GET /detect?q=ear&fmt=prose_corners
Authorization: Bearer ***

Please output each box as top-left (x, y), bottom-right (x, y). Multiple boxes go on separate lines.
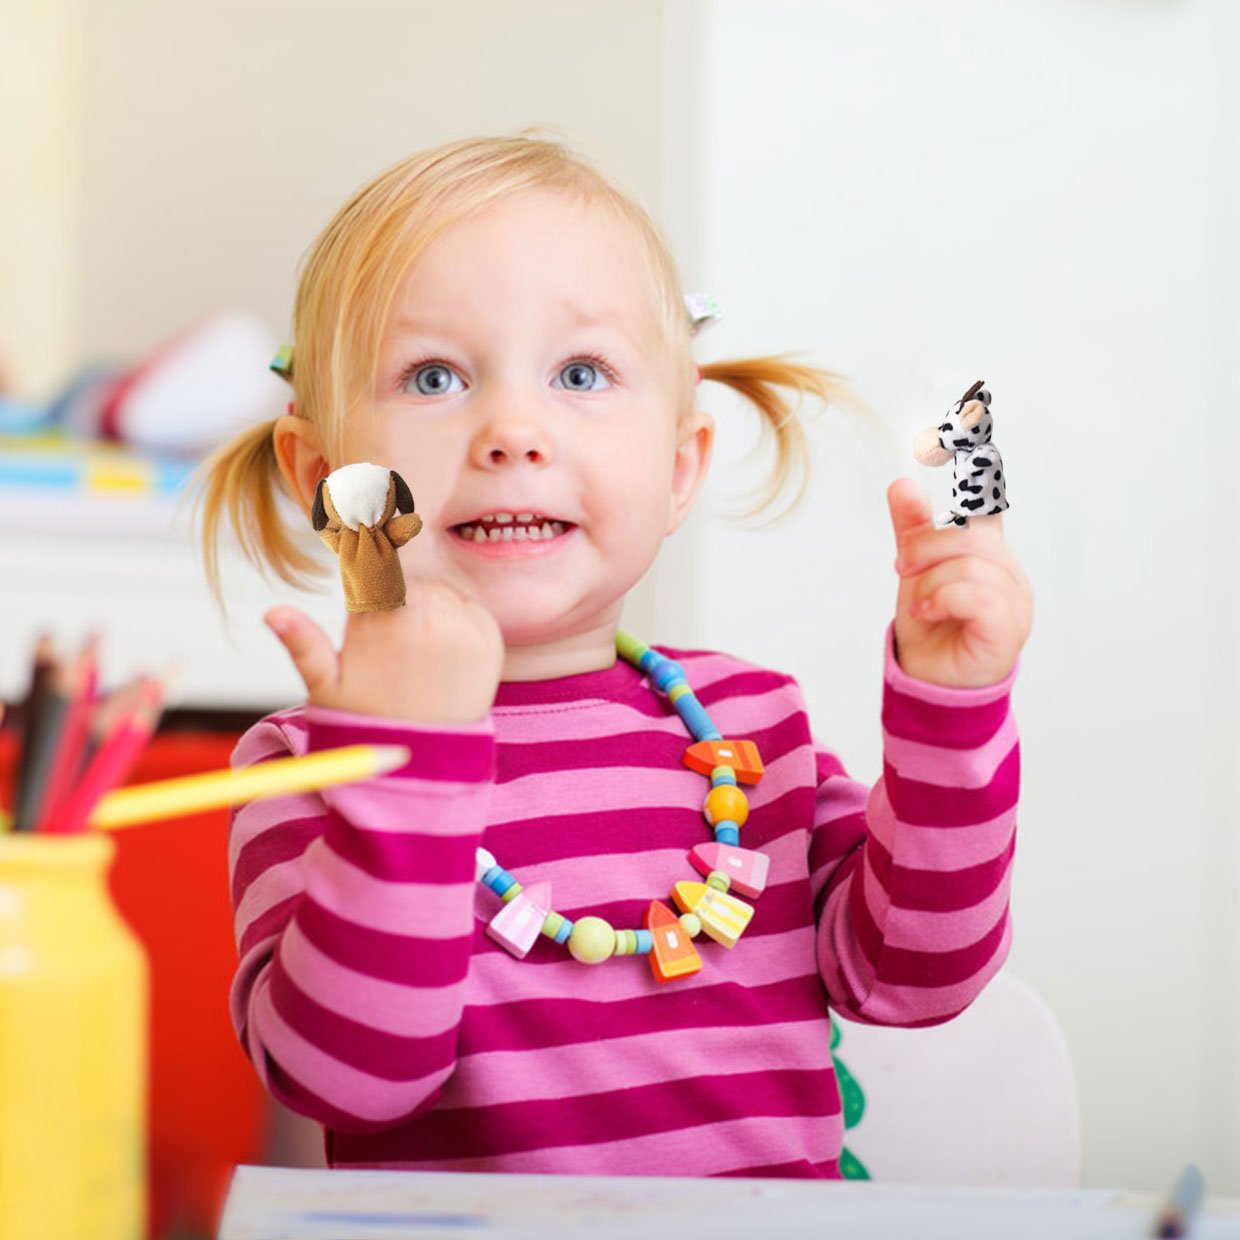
top-left (666, 411), bottom-right (715, 536)
top-left (273, 412), bottom-right (331, 518)
top-left (391, 470), bottom-right (415, 513)
top-left (311, 479), bottom-right (329, 530)
top-left (960, 379), bottom-right (985, 405)
top-left (959, 399), bottom-right (985, 429)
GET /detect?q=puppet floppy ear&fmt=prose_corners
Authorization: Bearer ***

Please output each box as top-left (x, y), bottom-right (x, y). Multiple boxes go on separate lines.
top-left (311, 479), bottom-right (329, 530)
top-left (391, 470), bottom-right (415, 514)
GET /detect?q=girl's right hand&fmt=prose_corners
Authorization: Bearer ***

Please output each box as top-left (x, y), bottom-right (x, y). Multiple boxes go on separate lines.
top-left (264, 581), bottom-right (504, 725)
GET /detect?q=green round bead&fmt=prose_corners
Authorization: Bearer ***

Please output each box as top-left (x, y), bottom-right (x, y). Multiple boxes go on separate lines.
top-left (568, 916), bottom-right (616, 964)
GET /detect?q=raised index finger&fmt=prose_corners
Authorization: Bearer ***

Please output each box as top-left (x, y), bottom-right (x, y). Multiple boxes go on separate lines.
top-left (965, 510), bottom-right (1006, 548)
top-left (886, 478), bottom-right (935, 554)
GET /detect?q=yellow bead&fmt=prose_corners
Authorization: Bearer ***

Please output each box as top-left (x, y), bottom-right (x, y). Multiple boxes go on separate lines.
top-left (679, 913), bottom-right (702, 939)
top-left (568, 916), bottom-right (616, 964)
top-left (704, 784), bottom-right (748, 828)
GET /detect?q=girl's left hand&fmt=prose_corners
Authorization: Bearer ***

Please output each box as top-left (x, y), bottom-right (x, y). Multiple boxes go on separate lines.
top-left (888, 478), bottom-right (1033, 688)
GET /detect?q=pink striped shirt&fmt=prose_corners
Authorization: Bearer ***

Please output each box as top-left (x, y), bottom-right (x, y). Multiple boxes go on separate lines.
top-left (227, 626), bottom-right (1018, 1177)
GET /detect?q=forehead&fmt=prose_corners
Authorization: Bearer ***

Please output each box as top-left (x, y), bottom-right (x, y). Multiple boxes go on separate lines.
top-left (388, 189), bottom-right (663, 340)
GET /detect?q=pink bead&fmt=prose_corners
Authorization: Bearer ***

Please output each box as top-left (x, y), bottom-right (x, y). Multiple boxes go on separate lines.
top-left (488, 880), bottom-right (552, 959)
top-left (689, 842), bottom-right (769, 898)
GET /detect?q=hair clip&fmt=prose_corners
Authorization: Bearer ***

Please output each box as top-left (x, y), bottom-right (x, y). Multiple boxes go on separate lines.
top-left (270, 344), bottom-right (294, 383)
top-left (684, 293), bottom-right (721, 336)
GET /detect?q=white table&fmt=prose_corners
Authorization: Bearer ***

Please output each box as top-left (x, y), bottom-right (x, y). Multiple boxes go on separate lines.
top-left (217, 1164), bottom-right (1240, 1240)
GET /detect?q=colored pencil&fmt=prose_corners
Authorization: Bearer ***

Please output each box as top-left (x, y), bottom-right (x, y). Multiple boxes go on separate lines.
top-left (34, 635), bottom-right (101, 833)
top-left (47, 677), bottom-right (166, 836)
top-left (88, 744), bottom-right (410, 830)
top-left (11, 635), bottom-right (56, 832)
top-left (13, 647), bottom-right (72, 832)
top-left (1154, 1164), bottom-right (1205, 1238)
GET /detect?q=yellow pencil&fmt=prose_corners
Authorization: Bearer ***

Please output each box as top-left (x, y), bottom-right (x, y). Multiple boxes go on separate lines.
top-left (88, 744), bottom-right (410, 830)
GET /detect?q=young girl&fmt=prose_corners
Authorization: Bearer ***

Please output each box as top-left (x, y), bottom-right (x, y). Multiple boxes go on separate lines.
top-left (200, 135), bottom-right (1032, 1178)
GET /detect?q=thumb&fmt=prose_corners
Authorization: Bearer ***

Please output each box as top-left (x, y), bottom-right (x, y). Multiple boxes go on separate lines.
top-left (265, 606), bottom-right (338, 698)
top-left (887, 478), bottom-right (935, 553)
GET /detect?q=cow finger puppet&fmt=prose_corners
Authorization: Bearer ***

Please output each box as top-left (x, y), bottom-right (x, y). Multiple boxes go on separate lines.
top-left (311, 462), bottom-right (422, 612)
top-left (912, 379), bottom-right (1008, 528)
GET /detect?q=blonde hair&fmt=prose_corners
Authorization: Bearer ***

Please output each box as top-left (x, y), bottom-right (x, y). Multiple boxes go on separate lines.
top-left (196, 133), bottom-right (851, 596)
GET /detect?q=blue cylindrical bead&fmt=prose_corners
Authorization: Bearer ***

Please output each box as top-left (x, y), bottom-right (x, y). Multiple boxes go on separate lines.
top-left (710, 766), bottom-right (738, 786)
top-left (491, 871), bottom-right (517, 898)
top-left (674, 694), bottom-right (722, 742)
top-left (553, 918), bottom-right (574, 944)
top-left (481, 865), bottom-right (505, 890)
top-left (714, 823), bottom-right (740, 846)
top-left (634, 929), bottom-right (653, 955)
top-left (652, 660), bottom-right (685, 692)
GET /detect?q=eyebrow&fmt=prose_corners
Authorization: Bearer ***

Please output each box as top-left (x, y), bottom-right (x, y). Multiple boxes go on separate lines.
top-left (387, 306), bottom-right (651, 359)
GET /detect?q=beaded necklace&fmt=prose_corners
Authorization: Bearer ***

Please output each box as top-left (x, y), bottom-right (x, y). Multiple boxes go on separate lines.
top-left (476, 631), bottom-right (768, 983)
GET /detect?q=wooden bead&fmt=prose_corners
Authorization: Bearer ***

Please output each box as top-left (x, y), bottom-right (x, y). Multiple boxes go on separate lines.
top-left (672, 881), bottom-right (753, 949)
top-left (714, 824), bottom-right (740, 847)
top-left (683, 739), bottom-right (764, 784)
top-left (643, 900), bottom-right (702, 982)
top-left (568, 916), bottom-right (616, 964)
top-left (678, 913), bottom-right (702, 939)
top-left (487, 881), bottom-right (552, 960)
top-left (690, 842), bottom-right (770, 899)
top-left (706, 870), bottom-right (730, 893)
top-left (704, 784), bottom-right (748, 828)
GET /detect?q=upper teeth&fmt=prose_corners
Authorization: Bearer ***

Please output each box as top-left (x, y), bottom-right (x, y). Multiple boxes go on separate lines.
top-left (457, 516), bottom-right (566, 543)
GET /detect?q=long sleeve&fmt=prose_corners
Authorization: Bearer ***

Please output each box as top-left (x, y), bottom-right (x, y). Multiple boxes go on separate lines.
top-left (811, 625), bottom-right (1019, 1027)
top-left (227, 705), bottom-right (496, 1133)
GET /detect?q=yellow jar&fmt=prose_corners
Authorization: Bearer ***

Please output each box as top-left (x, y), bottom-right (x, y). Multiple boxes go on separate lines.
top-left (0, 833), bottom-right (147, 1240)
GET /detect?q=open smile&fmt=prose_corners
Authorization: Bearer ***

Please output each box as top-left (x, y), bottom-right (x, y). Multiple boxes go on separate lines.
top-left (448, 512), bottom-right (577, 556)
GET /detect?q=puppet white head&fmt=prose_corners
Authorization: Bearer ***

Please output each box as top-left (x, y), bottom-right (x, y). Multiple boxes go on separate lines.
top-left (935, 381), bottom-right (993, 453)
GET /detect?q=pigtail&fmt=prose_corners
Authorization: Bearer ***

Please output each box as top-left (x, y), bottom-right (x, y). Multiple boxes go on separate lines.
top-left (191, 418), bottom-right (325, 607)
top-left (699, 354), bottom-right (855, 523)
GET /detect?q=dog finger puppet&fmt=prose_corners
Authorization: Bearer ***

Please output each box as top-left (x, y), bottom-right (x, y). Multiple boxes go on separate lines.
top-left (311, 462), bottom-right (422, 612)
top-left (912, 379), bottom-right (1008, 528)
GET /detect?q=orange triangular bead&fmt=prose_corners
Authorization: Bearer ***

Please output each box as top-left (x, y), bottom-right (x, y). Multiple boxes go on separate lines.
top-left (643, 899), bottom-right (701, 982)
top-left (682, 739), bottom-right (763, 783)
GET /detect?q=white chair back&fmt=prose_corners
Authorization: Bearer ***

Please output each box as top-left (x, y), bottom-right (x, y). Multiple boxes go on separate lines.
top-left (832, 971), bottom-right (1080, 1186)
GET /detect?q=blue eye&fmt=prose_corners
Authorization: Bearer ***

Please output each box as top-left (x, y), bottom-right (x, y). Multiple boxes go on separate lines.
top-left (404, 363), bottom-right (463, 395)
top-left (555, 361), bottom-right (611, 392)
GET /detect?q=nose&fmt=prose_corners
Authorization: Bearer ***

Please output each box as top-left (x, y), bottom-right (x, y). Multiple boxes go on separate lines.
top-left (469, 403), bottom-right (555, 470)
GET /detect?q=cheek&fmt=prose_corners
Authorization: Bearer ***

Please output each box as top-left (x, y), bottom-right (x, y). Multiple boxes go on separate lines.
top-left (585, 448), bottom-right (676, 541)
top-left (364, 416), bottom-right (460, 520)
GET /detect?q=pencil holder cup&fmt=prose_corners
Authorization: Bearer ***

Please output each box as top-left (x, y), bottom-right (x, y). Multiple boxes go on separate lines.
top-left (0, 833), bottom-right (147, 1240)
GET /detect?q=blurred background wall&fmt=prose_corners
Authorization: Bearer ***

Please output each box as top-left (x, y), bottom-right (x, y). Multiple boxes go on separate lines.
top-left (1, 0), bottom-right (1236, 1201)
